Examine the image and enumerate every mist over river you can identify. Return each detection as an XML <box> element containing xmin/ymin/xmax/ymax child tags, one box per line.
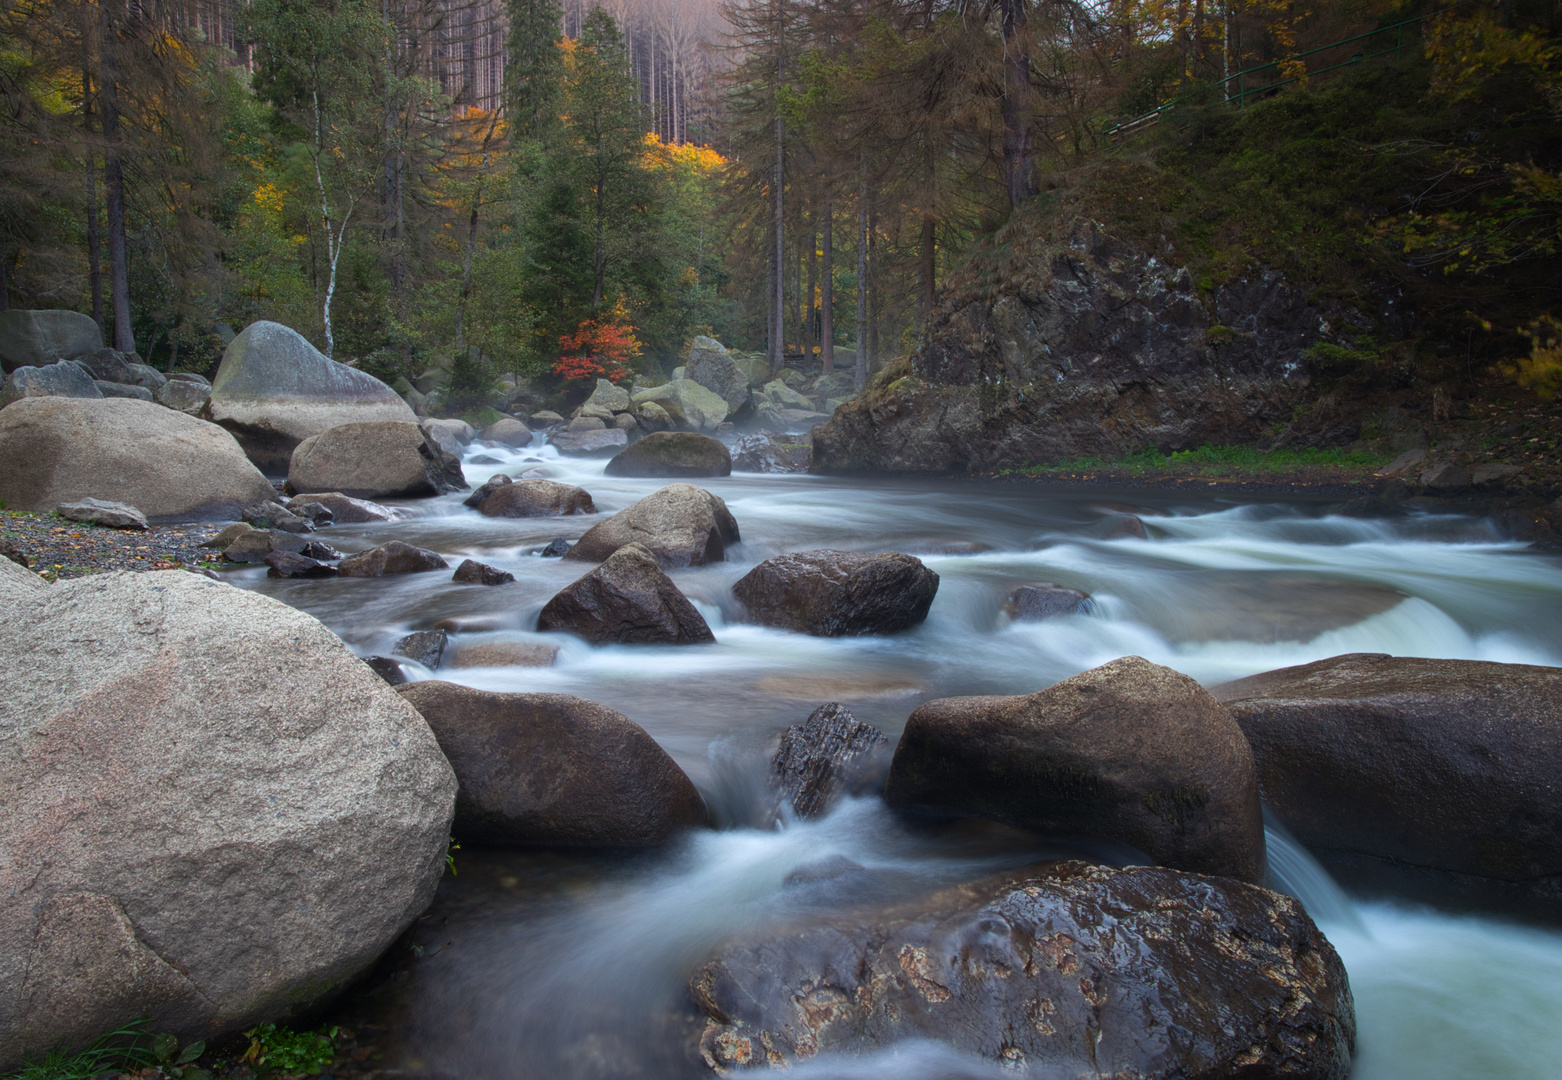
<box><xmin>237</xmin><ymin>442</ymin><xmax>1562</xmax><ymax>1080</ymax></box>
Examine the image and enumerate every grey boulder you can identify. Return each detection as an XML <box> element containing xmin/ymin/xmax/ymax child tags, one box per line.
<box><xmin>770</xmin><ymin>702</ymin><xmax>887</xmax><ymax>820</ymax></box>
<box><xmin>478</xmin><ymin>418</ymin><xmax>531</xmax><ymax>447</ymax></box>
<box><xmin>94</xmin><ymin>380</ymin><xmax>154</xmax><ymax>401</ymax></box>
<box><xmin>1003</xmin><ymin>582</ymin><xmax>1092</xmax><ymax>620</ymax></box>
<box><xmin>0</xmin><ymin>571</ymin><xmax>456</xmax><ymax>1069</ymax></box>
<box><xmin>684</xmin><ymin>336</ymin><xmax>753</xmax><ymax>417</ymax></box>
<box><xmin>288</xmin><ymin>421</ymin><xmax>466</xmax><ymax>498</ymax></box>
<box><xmin>629</xmin><ymin>379</ymin><xmax>729</xmax><ymax>431</ymax></box>
<box><xmin>537</xmin><ymin>542</ymin><xmax>715</xmax><ymax>645</ymax></box>
<box><xmin>285</xmin><ymin>491</ymin><xmax>398</xmax><ymax>524</ymax></box>
<box><xmin>0</xmin><ymin>309</ymin><xmax>102</xmax><ymax>373</ymax></box>
<box><xmin>566</xmin><ymin>483</ymin><xmax>739</xmax><ymax>568</ymax></box>
<box><xmin>0</xmin><ymin>361</ymin><xmax>103</xmax><ymax>407</ymax></box>
<box><xmin>155</xmin><ymin>378</ymin><xmax>211</xmax><ymax>415</ymax></box>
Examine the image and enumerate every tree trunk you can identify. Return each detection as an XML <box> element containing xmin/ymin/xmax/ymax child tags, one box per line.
<box><xmin>83</xmin><ymin>65</ymin><xmax>104</xmax><ymax>334</ymax></box>
<box><xmin>855</xmin><ymin>168</ymin><xmax>867</xmax><ymax>392</ymax></box>
<box><xmin>100</xmin><ymin>13</ymin><xmax>134</xmax><ymax>353</ymax></box>
<box><xmin>771</xmin><ymin>2</ymin><xmax>785</xmax><ymax>376</ymax></box>
<box><xmin>921</xmin><ymin>212</ymin><xmax>936</xmax><ymax>330</ymax></box>
<box><xmin>999</xmin><ymin>0</ymin><xmax>1035</xmax><ymax>207</ymax></box>
<box><xmin>867</xmin><ymin>201</ymin><xmax>878</xmax><ymax>366</ymax></box>
<box><xmin>804</xmin><ymin>221</ymin><xmax>817</xmax><ymax>364</ymax></box>
<box><xmin>821</xmin><ymin>191</ymin><xmax>834</xmax><ymax>375</ymax></box>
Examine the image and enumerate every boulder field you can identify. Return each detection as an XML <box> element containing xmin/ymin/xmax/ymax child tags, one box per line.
<box><xmin>0</xmin><ymin>572</ymin><xmax>456</xmax><ymax>1070</ymax></box>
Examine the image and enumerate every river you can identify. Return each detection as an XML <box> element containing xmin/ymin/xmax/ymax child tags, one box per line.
<box><xmin>238</xmin><ymin>441</ymin><xmax>1562</xmax><ymax>1080</ymax></box>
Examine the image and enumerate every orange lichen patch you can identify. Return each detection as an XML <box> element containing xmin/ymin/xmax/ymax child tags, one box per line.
<box><xmin>897</xmin><ymin>944</ymin><xmax>951</xmax><ymax>1003</ymax></box>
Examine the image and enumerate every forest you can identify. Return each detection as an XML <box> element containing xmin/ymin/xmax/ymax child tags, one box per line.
<box><xmin>1</xmin><ymin>0</ymin><xmax>1558</xmax><ymax>406</ymax></box>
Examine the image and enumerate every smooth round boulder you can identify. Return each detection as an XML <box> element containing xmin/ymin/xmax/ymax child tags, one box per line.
<box><xmin>0</xmin><ymin>361</ymin><xmax>103</xmax><ymax>407</ymax></box>
<box><xmin>0</xmin><ymin>397</ymin><xmax>274</xmax><ymax>519</ymax></box>
<box><xmin>478</xmin><ymin>417</ymin><xmax>531</xmax><ymax>447</ymax></box>
<box><xmin>337</xmin><ymin>541</ymin><xmax>448</xmax><ymax>577</ymax></box>
<box><xmin>0</xmin><ymin>572</ymin><xmax>456</xmax><ymax>1069</ymax></box>
<box><xmin>566</xmin><ymin>484</ymin><xmax>740</xmax><ymax>568</ymax></box>
<box><xmin>479</xmin><ymin>479</ymin><xmax>595</xmax><ymax>518</ymax></box>
<box><xmin>604</xmin><ymin>431</ymin><xmax>732</xmax><ymax>478</ymax></box>
<box><xmin>885</xmin><ymin>656</ymin><xmax>1266</xmax><ymax>883</ymax></box>
<box><xmin>0</xmin><ymin>309</ymin><xmax>102</xmax><ymax>373</ymax></box>
<box><xmin>537</xmin><ymin>543</ymin><xmax>715</xmax><ymax>646</ymax></box>
<box><xmin>692</xmin><ymin>861</ymin><xmax>1353</xmax><ymax>1079</ymax></box>
<box><xmin>207</xmin><ymin>321</ymin><xmax>416</xmax><ymax>472</ymax></box>
<box><xmin>732</xmin><ymin>549</ymin><xmax>938</xmax><ymax>637</ymax></box>
<box><xmin>395</xmin><ymin>681</ymin><xmax>707</xmax><ymax>847</ymax></box>
<box><xmin>288</xmin><ymin>421</ymin><xmax>464</xmax><ymax>498</ymax></box>
<box><xmin>1214</xmin><ymin>653</ymin><xmax>1562</xmax><ymax>922</ymax></box>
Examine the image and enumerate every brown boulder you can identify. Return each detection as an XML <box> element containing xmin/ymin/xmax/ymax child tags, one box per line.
<box><xmin>395</xmin><ymin>682</ymin><xmax>707</xmax><ymax>847</ymax></box>
<box><xmin>732</xmin><ymin>550</ymin><xmax>938</xmax><ymax>637</ymax></box>
<box><xmin>566</xmin><ymin>484</ymin><xmax>739</xmax><ymax>568</ymax></box>
<box><xmin>537</xmin><ymin>543</ymin><xmax>714</xmax><ymax>646</ymax></box>
<box><xmin>337</xmin><ymin>541</ymin><xmax>448</xmax><ymax>577</ymax></box>
<box><xmin>452</xmin><ymin>558</ymin><xmax>515</xmax><ymax>585</ymax></box>
<box><xmin>479</xmin><ymin>479</ymin><xmax>595</xmax><ymax>518</ymax></box>
<box><xmin>885</xmin><ymin>656</ymin><xmax>1266</xmax><ymax>883</ymax></box>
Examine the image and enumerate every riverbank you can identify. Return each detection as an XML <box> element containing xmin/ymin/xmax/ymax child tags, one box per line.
<box><xmin>0</xmin><ymin>510</ymin><xmax>223</xmax><ymax>581</ymax></box>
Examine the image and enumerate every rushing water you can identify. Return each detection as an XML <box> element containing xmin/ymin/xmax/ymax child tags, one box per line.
<box><xmin>239</xmin><ymin>441</ymin><xmax>1562</xmax><ymax>1079</ymax></box>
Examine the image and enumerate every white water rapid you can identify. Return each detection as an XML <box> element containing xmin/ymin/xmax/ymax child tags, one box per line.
<box><xmin>238</xmin><ymin>441</ymin><xmax>1562</xmax><ymax>1079</ymax></box>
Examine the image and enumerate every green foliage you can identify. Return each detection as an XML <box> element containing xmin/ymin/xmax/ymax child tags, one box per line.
<box><xmin>1020</xmin><ymin>444</ymin><xmax>1392</xmax><ymax>477</ymax></box>
<box><xmin>1</xmin><ymin>1022</ymin><xmax>170</xmax><ymax>1080</ymax></box>
<box><xmin>241</xmin><ymin>1023</ymin><xmax>338</xmax><ymax>1075</ymax></box>
<box><xmin>1500</xmin><ymin>315</ymin><xmax>1562</xmax><ymax>400</ymax></box>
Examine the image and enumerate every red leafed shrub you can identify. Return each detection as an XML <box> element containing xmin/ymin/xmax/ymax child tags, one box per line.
<box><xmin>555</xmin><ymin>306</ymin><xmax>642</xmax><ymax>384</ymax></box>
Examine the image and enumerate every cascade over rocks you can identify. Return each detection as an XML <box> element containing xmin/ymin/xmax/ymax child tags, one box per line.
<box><xmin>769</xmin><ymin>703</ymin><xmax>887</xmax><ymax>820</ymax></box>
<box><xmin>337</xmin><ymin>541</ymin><xmax>448</xmax><ymax>577</ymax></box>
<box><xmin>395</xmin><ymin>682</ymin><xmax>707</xmax><ymax>847</ymax></box>
<box><xmin>478</xmin><ymin>479</ymin><xmax>596</xmax><ymax>518</ymax></box>
<box><xmin>691</xmin><ymin>861</ymin><xmax>1354</xmax><ymax>1079</ymax></box>
<box><xmin>207</xmin><ymin>321</ymin><xmax>416</xmax><ymax>472</ymax></box>
<box><xmin>1214</xmin><ymin>653</ymin><xmax>1562</xmax><ymax>922</ymax></box>
<box><xmin>603</xmin><ymin>431</ymin><xmax>732</xmax><ymax>477</ymax></box>
<box><xmin>537</xmin><ymin>543</ymin><xmax>715</xmax><ymax>646</ymax></box>
<box><xmin>0</xmin><ymin>572</ymin><xmax>456</xmax><ymax>1069</ymax></box>
<box><xmin>566</xmin><ymin>484</ymin><xmax>740</xmax><ymax>568</ymax></box>
<box><xmin>0</xmin><ymin>398</ymin><xmax>274</xmax><ymax>519</ymax></box>
<box><xmin>885</xmin><ymin>656</ymin><xmax>1266</xmax><ymax>883</ymax></box>
<box><xmin>0</xmin><ymin>309</ymin><xmax>103</xmax><ymax>372</ymax></box>
<box><xmin>732</xmin><ymin>550</ymin><xmax>939</xmax><ymax>637</ymax></box>
<box><xmin>812</xmin><ymin>221</ymin><xmax>1337</xmax><ymax>473</ymax></box>
<box><xmin>288</xmin><ymin>421</ymin><xmax>466</xmax><ymax>499</ymax></box>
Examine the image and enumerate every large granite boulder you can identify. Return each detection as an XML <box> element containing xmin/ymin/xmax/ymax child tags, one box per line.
<box><xmin>603</xmin><ymin>431</ymin><xmax>732</xmax><ymax>477</ymax></box>
<box><xmin>0</xmin><ymin>361</ymin><xmax>103</xmax><ymax>407</ymax></box>
<box><xmin>477</xmin><ymin>479</ymin><xmax>596</xmax><ymax>518</ymax></box>
<box><xmin>579</xmin><ymin>378</ymin><xmax>631</xmax><ymax>416</ymax></box>
<box><xmin>684</xmin><ymin>337</ymin><xmax>752</xmax><ymax>417</ymax></box>
<box><xmin>207</xmin><ymin>321</ymin><xmax>416</xmax><ymax>472</ymax></box>
<box><xmin>537</xmin><ymin>543</ymin><xmax>715</xmax><ymax>646</ymax></box>
<box><xmin>0</xmin><ymin>309</ymin><xmax>102</xmax><ymax>373</ymax></box>
<box><xmin>0</xmin><ymin>554</ymin><xmax>46</xmax><ymax>604</ymax></box>
<box><xmin>395</xmin><ymin>682</ymin><xmax>707</xmax><ymax>847</ymax></box>
<box><xmin>550</xmin><ymin>427</ymin><xmax>628</xmax><ymax>455</ymax></box>
<box><xmin>566</xmin><ymin>484</ymin><xmax>740</xmax><ymax>568</ymax></box>
<box><xmin>630</xmin><ymin>379</ymin><xmax>730</xmax><ymax>431</ymax></box>
<box><xmin>478</xmin><ymin>418</ymin><xmax>531</xmax><ymax>447</ymax></box>
<box><xmin>886</xmin><ymin>657</ymin><xmax>1266</xmax><ymax>883</ymax></box>
<box><xmin>732</xmin><ymin>550</ymin><xmax>939</xmax><ymax>637</ymax></box>
<box><xmin>0</xmin><ymin>397</ymin><xmax>274</xmax><ymax>519</ymax></box>
<box><xmin>0</xmin><ymin>572</ymin><xmax>456</xmax><ymax>1069</ymax></box>
<box><xmin>692</xmin><ymin>861</ymin><xmax>1353</xmax><ymax>1079</ymax></box>
<box><xmin>288</xmin><ymin>421</ymin><xmax>466</xmax><ymax>498</ymax></box>
<box><xmin>1214</xmin><ymin>653</ymin><xmax>1562</xmax><ymax>922</ymax></box>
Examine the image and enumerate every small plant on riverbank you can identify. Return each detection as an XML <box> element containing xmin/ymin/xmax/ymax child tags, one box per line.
<box><xmin>240</xmin><ymin>1024</ymin><xmax>337</xmax><ymax>1075</ymax></box>
<box><xmin>1</xmin><ymin>1023</ymin><xmax>156</xmax><ymax>1080</ymax></box>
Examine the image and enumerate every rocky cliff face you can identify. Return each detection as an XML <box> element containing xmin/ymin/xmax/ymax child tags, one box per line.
<box><xmin>813</xmin><ymin>221</ymin><xmax>1359</xmax><ymax>473</ymax></box>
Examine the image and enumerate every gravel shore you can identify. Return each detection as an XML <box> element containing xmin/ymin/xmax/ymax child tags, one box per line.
<box><xmin>1</xmin><ymin>510</ymin><xmax>226</xmax><ymax>581</ymax></box>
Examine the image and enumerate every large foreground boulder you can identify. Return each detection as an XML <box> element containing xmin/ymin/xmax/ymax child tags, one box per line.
<box><xmin>732</xmin><ymin>550</ymin><xmax>939</xmax><ymax>636</ymax></box>
<box><xmin>1214</xmin><ymin>653</ymin><xmax>1562</xmax><ymax>922</ymax></box>
<box><xmin>886</xmin><ymin>657</ymin><xmax>1266</xmax><ymax>883</ymax></box>
<box><xmin>537</xmin><ymin>543</ymin><xmax>714</xmax><ymax>646</ymax></box>
<box><xmin>0</xmin><ymin>555</ymin><xmax>46</xmax><ymax>604</ymax></box>
<box><xmin>566</xmin><ymin>484</ymin><xmax>740</xmax><ymax>568</ymax></box>
<box><xmin>395</xmin><ymin>682</ymin><xmax>707</xmax><ymax>847</ymax></box>
<box><xmin>692</xmin><ymin>861</ymin><xmax>1353</xmax><ymax>1079</ymax></box>
<box><xmin>288</xmin><ymin>421</ymin><xmax>466</xmax><ymax>498</ymax></box>
<box><xmin>207</xmin><ymin>321</ymin><xmax>416</xmax><ymax>472</ymax></box>
<box><xmin>0</xmin><ymin>572</ymin><xmax>456</xmax><ymax>1069</ymax></box>
<box><xmin>0</xmin><ymin>361</ymin><xmax>103</xmax><ymax>407</ymax></box>
<box><xmin>0</xmin><ymin>397</ymin><xmax>275</xmax><ymax>519</ymax></box>
<box><xmin>0</xmin><ymin>309</ymin><xmax>102</xmax><ymax>373</ymax></box>
<box><xmin>603</xmin><ymin>431</ymin><xmax>732</xmax><ymax>478</ymax></box>
<box><xmin>478</xmin><ymin>479</ymin><xmax>595</xmax><ymax>518</ymax></box>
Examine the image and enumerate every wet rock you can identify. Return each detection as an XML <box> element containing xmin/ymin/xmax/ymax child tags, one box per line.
<box><xmin>444</xmin><ymin>640</ymin><xmax>558</xmax><ymax>668</ymax></box>
<box><xmin>206</xmin><ymin>321</ymin><xmax>414</xmax><ymax>472</ymax></box>
<box><xmin>566</xmin><ymin>483</ymin><xmax>740</xmax><ymax>568</ymax></box>
<box><xmin>222</xmin><ymin>529</ymin><xmax>307</xmax><ymax>564</ymax></box>
<box><xmin>395</xmin><ymin>681</ymin><xmax>708</xmax><ymax>846</ymax></box>
<box><xmin>732</xmin><ymin>550</ymin><xmax>938</xmax><ymax>637</ymax></box>
<box><xmin>263</xmin><ymin>550</ymin><xmax>339</xmax><ymax>578</ymax></box>
<box><xmin>56</xmin><ymin>498</ymin><xmax>149</xmax><ymax>531</ymax></box>
<box><xmin>463</xmin><ymin>473</ymin><xmax>511</xmax><ymax>509</ymax></box>
<box><xmin>691</xmin><ymin>862</ymin><xmax>1354</xmax><ymax>1079</ymax></box>
<box><xmin>549</xmin><ymin>427</ymin><xmax>628</xmax><ymax>455</ymax></box>
<box><xmin>770</xmin><ymin>703</ymin><xmax>887</xmax><ymax>820</ymax></box>
<box><xmin>200</xmin><ymin>522</ymin><xmax>254</xmax><ymax>550</ymax></box>
<box><xmin>731</xmin><ymin>432</ymin><xmax>810</xmax><ymax>473</ymax></box>
<box><xmin>478</xmin><ymin>479</ymin><xmax>596</xmax><ymax>518</ymax></box>
<box><xmin>900</xmin><ymin>538</ymin><xmax>990</xmax><ymax>555</ymax></box>
<box><xmin>1002</xmin><ymin>583</ymin><xmax>1091</xmax><ymax>620</ymax></box>
<box><xmin>242</xmin><ymin>500</ymin><xmax>314</xmax><ymax>534</ymax></box>
<box><xmin>421</xmin><ymin>418</ymin><xmax>474</xmax><ymax>457</ymax></box>
<box><xmin>1088</xmin><ymin>513</ymin><xmax>1149</xmax><ymax>540</ymax></box>
<box><xmin>0</xmin><ymin>361</ymin><xmax>104</xmax><ymax>407</ymax></box>
<box><xmin>886</xmin><ymin>656</ymin><xmax>1266</xmax><ymax>883</ymax></box>
<box><xmin>1491</xmin><ymin>507</ymin><xmax>1562</xmax><ymax>546</ymax></box>
<box><xmin>536</xmin><ymin>538</ymin><xmax>571</xmax><ymax>558</ymax></box>
<box><xmin>94</xmin><ymin>379</ymin><xmax>153</xmax><ymax>401</ymax></box>
<box><xmin>538</xmin><ymin>543</ymin><xmax>714</xmax><ymax>646</ymax></box>
<box><xmin>453</xmin><ymin>558</ymin><xmax>515</xmax><ymax>585</ymax></box>
<box><xmin>299</xmin><ymin>539</ymin><xmax>343</xmax><ymax>560</ymax></box>
<box><xmin>287</xmin><ymin>501</ymin><xmax>335</xmax><ymax>526</ymax></box>
<box><xmin>0</xmin><ymin>572</ymin><xmax>455</xmax><ymax>1067</ymax></box>
<box><xmin>337</xmin><ymin>541</ymin><xmax>448</xmax><ymax>578</ymax></box>
<box><xmin>289</xmin><ymin>421</ymin><xmax>466</xmax><ymax>499</ymax></box>
<box><xmin>393</xmin><ymin>629</ymin><xmax>447</xmax><ymax>669</ymax></box>
<box><xmin>285</xmin><ymin>491</ymin><xmax>397</xmax><ymax>524</ymax></box>
<box><xmin>365</xmin><ymin>655</ymin><xmax>409</xmax><ymax>685</ymax></box>
<box><xmin>1214</xmin><ymin>653</ymin><xmax>1562</xmax><ymax>922</ymax></box>
<box><xmin>0</xmin><ymin>309</ymin><xmax>103</xmax><ymax>373</ymax></box>
<box><xmin>604</xmin><ymin>431</ymin><xmax>732</xmax><ymax>478</ymax></box>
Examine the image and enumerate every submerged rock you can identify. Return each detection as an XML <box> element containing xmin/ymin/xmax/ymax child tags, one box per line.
<box><xmin>886</xmin><ymin>656</ymin><xmax>1266</xmax><ymax>883</ymax></box>
<box><xmin>444</xmin><ymin>641</ymin><xmax>558</xmax><ymax>668</ymax></box>
<box><xmin>538</xmin><ymin>543</ymin><xmax>714</xmax><ymax>646</ymax></box>
<box><xmin>566</xmin><ymin>484</ymin><xmax>740</xmax><ymax>568</ymax></box>
<box><xmin>1002</xmin><ymin>582</ymin><xmax>1091</xmax><ymax>620</ymax></box>
<box><xmin>732</xmin><ymin>550</ymin><xmax>938</xmax><ymax>637</ymax></box>
<box><xmin>691</xmin><ymin>862</ymin><xmax>1354</xmax><ymax>1079</ymax></box>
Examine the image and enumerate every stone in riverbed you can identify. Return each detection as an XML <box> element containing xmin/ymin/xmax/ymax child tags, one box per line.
<box><xmin>94</xmin><ymin>379</ymin><xmax>153</xmax><ymax>401</ymax></box>
<box><xmin>200</xmin><ymin>522</ymin><xmax>254</xmax><ymax>550</ymax></box>
<box><xmin>1214</xmin><ymin>653</ymin><xmax>1562</xmax><ymax>923</ymax></box>
<box><xmin>287</xmin><ymin>501</ymin><xmax>335</xmax><ymax>526</ymax></box>
<box><xmin>0</xmin><ymin>571</ymin><xmax>456</xmax><ymax>1069</ymax></box>
<box><xmin>603</xmin><ymin>431</ymin><xmax>732</xmax><ymax>478</ymax></box>
<box><xmin>453</xmin><ymin>558</ymin><xmax>515</xmax><ymax>585</ymax></box>
<box><xmin>732</xmin><ymin>550</ymin><xmax>938</xmax><ymax>637</ymax></box>
<box><xmin>222</xmin><ymin>529</ymin><xmax>306</xmax><ymax>564</ymax></box>
<box><xmin>478</xmin><ymin>418</ymin><xmax>531</xmax><ymax>447</ymax></box>
<box><xmin>56</xmin><ymin>498</ymin><xmax>149</xmax><ymax>532</ymax></box>
<box><xmin>770</xmin><ymin>703</ymin><xmax>887</xmax><ymax>820</ymax></box>
<box><xmin>885</xmin><ymin>656</ymin><xmax>1266</xmax><ymax>884</ymax></box>
<box><xmin>263</xmin><ymin>551</ymin><xmax>339</xmax><ymax>578</ymax></box>
<box><xmin>731</xmin><ymin>432</ymin><xmax>809</xmax><ymax>473</ymax></box>
<box><xmin>287</xmin><ymin>491</ymin><xmax>397</xmax><ymax>524</ymax></box>
<box><xmin>691</xmin><ymin>861</ymin><xmax>1354</xmax><ymax>1079</ymax></box>
<box><xmin>549</xmin><ymin>427</ymin><xmax>628</xmax><ymax>455</ymax></box>
<box><xmin>365</xmin><ymin>655</ymin><xmax>409</xmax><ymax>685</ymax></box>
<box><xmin>463</xmin><ymin>473</ymin><xmax>511</xmax><ymax>508</ymax></box>
<box><xmin>242</xmin><ymin>500</ymin><xmax>314</xmax><ymax>534</ymax></box>
<box><xmin>337</xmin><ymin>541</ymin><xmax>448</xmax><ymax>578</ymax></box>
<box><xmin>289</xmin><ymin>421</ymin><xmax>466</xmax><ymax>499</ymax></box>
<box><xmin>299</xmin><ymin>539</ymin><xmax>343</xmax><ymax>560</ymax></box>
<box><xmin>395</xmin><ymin>681</ymin><xmax>707</xmax><ymax>847</ymax></box>
<box><xmin>1003</xmin><ymin>582</ymin><xmax>1091</xmax><ymax>620</ymax></box>
<box><xmin>393</xmin><ymin>629</ymin><xmax>447</xmax><ymax>669</ymax></box>
<box><xmin>537</xmin><ymin>543</ymin><xmax>714</xmax><ymax>646</ymax></box>
<box><xmin>478</xmin><ymin>479</ymin><xmax>595</xmax><ymax>518</ymax></box>
<box><xmin>536</xmin><ymin>538</ymin><xmax>571</xmax><ymax>558</ymax></box>
<box><xmin>565</xmin><ymin>483</ymin><xmax>739</xmax><ymax>568</ymax></box>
